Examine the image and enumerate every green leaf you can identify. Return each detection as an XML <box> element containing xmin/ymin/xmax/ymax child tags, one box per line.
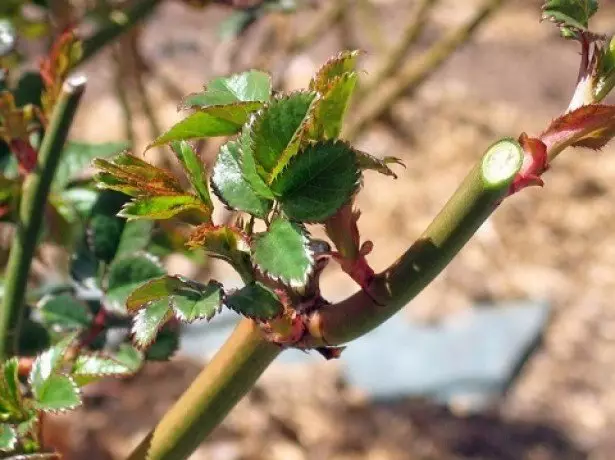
<box><xmin>356</xmin><ymin>150</ymin><xmax>405</xmax><ymax>178</ymax></box>
<box><xmin>309</xmin><ymin>50</ymin><xmax>361</xmax><ymax>93</ymax></box>
<box><xmin>181</xmin><ymin>70</ymin><xmax>272</xmax><ymax>108</ymax></box>
<box><xmin>114</xmin><ymin>219</ymin><xmax>154</xmax><ymax>259</ymax></box>
<box><xmin>29</xmin><ymin>334</ymin><xmax>77</xmax><ymax>397</ymax></box>
<box><xmin>85</xmin><ymin>190</ymin><xmax>128</xmax><ymax>263</ymax></box>
<box><xmin>238</xmin><ymin>127</ymin><xmax>275</xmax><ymax>199</ymax></box>
<box><xmin>32</xmin><ymin>374</ymin><xmax>81</xmax><ymax>412</ymax></box>
<box><xmin>271</xmin><ymin>140</ymin><xmax>360</xmax><ymax>222</ymax></box>
<box><xmin>148</xmin><ymin>102</ymin><xmax>262</xmax><ymax>148</ymax></box>
<box><xmin>38</xmin><ymin>294</ymin><xmax>92</xmax><ymax>330</ymax></box>
<box><xmin>309</xmin><ymin>72</ymin><xmax>358</xmax><ymax>140</ymax></box>
<box><xmin>252</xmin><ymin>217</ymin><xmax>313</xmax><ymax>287</ymax></box>
<box><xmin>145</xmin><ymin>324</ymin><xmax>180</xmax><ymax>361</ymax></box>
<box><xmin>542</xmin><ymin>0</ymin><xmax>598</xmax><ymax>37</ymax></box>
<box><xmin>131</xmin><ymin>298</ymin><xmax>172</xmax><ymax>348</ymax></box>
<box><xmin>226</xmin><ymin>282</ymin><xmax>283</xmax><ymax>320</ymax></box>
<box><xmin>118</xmin><ymin>195</ymin><xmax>208</xmax><ymax>220</ymax></box>
<box><xmin>211</xmin><ymin>139</ymin><xmax>273</xmax><ymax>217</ymax></box>
<box><xmin>0</xmin><ymin>424</ymin><xmax>17</xmax><ymax>452</ymax></box>
<box><xmin>250</xmin><ymin>91</ymin><xmax>317</xmax><ymax>183</ymax></box>
<box><xmin>170</xmin><ymin>140</ymin><xmax>212</xmax><ymax>207</ymax></box>
<box><xmin>72</xmin><ymin>353</ymin><xmax>140</xmax><ymax>386</ymax></box>
<box><xmin>54</xmin><ymin>141</ymin><xmax>129</xmax><ymax>192</ymax></box>
<box><xmin>0</xmin><ymin>358</ymin><xmax>23</xmax><ymax>419</ymax></box>
<box><xmin>106</xmin><ymin>253</ymin><xmax>166</xmax><ymax>313</ymax></box>
<box><xmin>172</xmin><ymin>281</ymin><xmax>223</xmax><ymax>323</ymax></box>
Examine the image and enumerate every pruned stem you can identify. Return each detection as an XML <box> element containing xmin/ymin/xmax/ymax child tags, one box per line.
<box><xmin>126</xmin><ymin>138</ymin><xmax>523</xmax><ymax>460</ymax></box>
<box><xmin>127</xmin><ymin>319</ymin><xmax>280</xmax><ymax>460</ymax></box>
<box><xmin>0</xmin><ymin>76</ymin><xmax>86</xmax><ymax>360</ymax></box>
<box><xmin>345</xmin><ymin>0</ymin><xmax>504</xmax><ymax>140</ymax></box>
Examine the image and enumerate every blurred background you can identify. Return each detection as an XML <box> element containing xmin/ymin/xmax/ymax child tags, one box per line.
<box><xmin>8</xmin><ymin>0</ymin><xmax>615</xmax><ymax>458</ymax></box>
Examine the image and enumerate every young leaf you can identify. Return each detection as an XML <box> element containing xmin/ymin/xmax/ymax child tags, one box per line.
<box><xmin>187</xmin><ymin>225</ymin><xmax>250</xmax><ymax>260</ymax></box>
<box><xmin>309</xmin><ymin>50</ymin><xmax>361</xmax><ymax>93</ymax></box>
<box><xmin>540</xmin><ymin>104</ymin><xmax>615</xmax><ymax>152</ymax></box>
<box><xmin>38</xmin><ymin>294</ymin><xmax>93</xmax><ymax>330</ymax></box>
<box><xmin>32</xmin><ymin>374</ymin><xmax>81</xmax><ymax>412</ymax></box>
<box><xmin>118</xmin><ymin>195</ymin><xmax>209</xmax><ymax>220</ymax></box>
<box><xmin>250</xmin><ymin>91</ymin><xmax>317</xmax><ymax>183</ymax></box>
<box><xmin>271</xmin><ymin>140</ymin><xmax>360</xmax><ymax>222</ymax></box>
<box><xmin>0</xmin><ymin>424</ymin><xmax>17</xmax><ymax>452</ymax></box>
<box><xmin>211</xmin><ymin>138</ymin><xmax>273</xmax><ymax>217</ymax></box>
<box><xmin>131</xmin><ymin>298</ymin><xmax>172</xmax><ymax>348</ymax></box>
<box><xmin>170</xmin><ymin>141</ymin><xmax>212</xmax><ymax>206</ymax></box>
<box><xmin>181</xmin><ymin>70</ymin><xmax>272</xmax><ymax>109</ymax></box>
<box><xmin>356</xmin><ymin>150</ymin><xmax>405</xmax><ymax>178</ymax></box>
<box><xmin>105</xmin><ymin>253</ymin><xmax>166</xmax><ymax>313</ymax></box>
<box><xmin>147</xmin><ymin>102</ymin><xmax>262</xmax><ymax>148</ymax></box>
<box><xmin>171</xmin><ymin>281</ymin><xmax>223</xmax><ymax>323</ymax></box>
<box><xmin>72</xmin><ymin>353</ymin><xmax>140</xmax><ymax>386</ymax></box>
<box><xmin>225</xmin><ymin>282</ymin><xmax>283</xmax><ymax>320</ymax></box>
<box><xmin>308</xmin><ymin>72</ymin><xmax>358</xmax><ymax>140</ymax></box>
<box><xmin>53</xmin><ymin>141</ymin><xmax>129</xmax><ymax>192</ymax></box>
<box><xmin>93</xmin><ymin>153</ymin><xmax>183</xmax><ymax>197</ymax></box>
<box><xmin>29</xmin><ymin>333</ymin><xmax>77</xmax><ymax>396</ymax></box>
<box><xmin>542</xmin><ymin>0</ymin><xmax>598</xmax><ymax>37</ymax></box>
<box><xmin>252</xmin><ymin>217</ymin><xmax>313</xmax><ymax>287</ymax></box>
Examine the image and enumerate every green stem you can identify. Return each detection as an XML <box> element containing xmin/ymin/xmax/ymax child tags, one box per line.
<box><xmin>0</xmin><ymin>76</ymin><xmax>86</xmax><ymax>360</ymax></box>
<box><xmin>126</xmin><ymin>138</ymin><xmax>523</xmax><ymax>460</ymax></box>
<box><xmin>127</xmin><ymin>319</ymin><xmax>280</xmax><ymax>460</ymax></box>
<box><xmin>80</xmin><ymin>0</ymin><xmax>163</xmax><ymax>63</ymax></box>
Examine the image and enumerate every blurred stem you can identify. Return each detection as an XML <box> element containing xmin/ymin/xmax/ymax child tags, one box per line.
<box><xmin>345</xmin><ymin>0</ymin><xmax>504</xmax><ymax>140</ymax></box>
<box><xmin>81</xmin><ymin>0</ymin><xmax>163</xmax><ymax>63</ymax></box>
<box><xmin>112</xmin><ymin>46</ymin><xmax>136</xmax><ymax>145</ymax></box>
<box><xmin>126</xmin><ymin>319</ymin><xmax>280</xmax><ymax>460</ymax></box>
<box><xmin>286</xmin><ymin>1</ymin><xmax>345</xmax><ymax>54</ymax></box>
<box><xmin>126</xmin><ymin>138</ymin><xmax>524</xmax><ymax>460</ymax></box>
<box><xmin>359</xmin><ymin>0</ymin><xmax>441</xmax><ymax>96</ymax></box>
<box><xmin>0</xmin><ymin>77</ymin><xmax>86</xmax><ymax>360</ymax></box>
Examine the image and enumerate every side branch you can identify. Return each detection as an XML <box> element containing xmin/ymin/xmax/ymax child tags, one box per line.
<box><xmin>0</xmin><ymin>76</ymin><xmax>86</xmax><ymax>360</ymax></box>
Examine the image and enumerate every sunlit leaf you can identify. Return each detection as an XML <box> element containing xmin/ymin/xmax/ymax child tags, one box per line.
<box><xmin>132</xmin><ymin>298</ymin><xmax>172</xmax><ymax>348</ymax></box>
<box><xmin>309</xmin><ymin>72</ymin><xmax>358</xmax><ymax>140</ymax></box>
<box><xmin>32</xmin><ymin>374</ymin><xmax>81</xmax><ymax>413</ymax></box>
<box><xmin>309</xmin><ymin>50</ymin><xmax>361</xmax><ymax>93</ymax></box>
<box><xmin>29</xmin><ymin>333</ymin><xmax>77</xmax><ymax>397</ymax></box>
<box><xmin>541</xmin><ymin>0</ymin><xmax>598</xmax><ymax>38</ymax></box>
<box><xmin>118</xmin><ymin>195</ymin><xmax>208</xmax><ymax>220</ymax></box>
<box><xmin>181</xmin><ymin>70</ymin><xmax>271</xmax><ymax>108</ymax></box>
<box><xmin>148</xmin><ymin>102</ymin><xmax>262</xmax><ymax>148</ymax></box>
<box><xmin>170</xmin><ymin>140</ymin><xmax>212</xmax><ymax>207</ymax></box>
<box><xmin>250</xmin><ymin>91</ymin><xmax>317</xmax><ymax>183</ymax></box>
<box><xmin>271</xmin><ymin>140</ymin><xmax>360</xmax><ymax>222</ymax></box>
<box><xmin>72</xmin><ymin>353</ymin><xmax>140</xmax><ymax>386</ymax></box>
<box><xmin>252</xmin><ymin>217</ymin><xmax>313</xmax><ymax>287</ymax></box>
<box><xmin>211</xmin><ymin>138</ymin><xmax>273</xmax><ymax>217</ymax></box>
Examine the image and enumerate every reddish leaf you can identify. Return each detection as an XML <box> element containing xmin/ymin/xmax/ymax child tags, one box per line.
<box><xmin>540</xmin><ymin>104</ymin><xmax>615</xmax><ymax>153</ymax></box>
<box><xmin>509</xmin><ymin>133</ymin><xmax>549</xmax><ymax>194</ymax></box>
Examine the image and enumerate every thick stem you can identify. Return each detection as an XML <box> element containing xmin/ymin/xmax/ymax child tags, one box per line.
<box><xmin>345</xmin><ymin>0</ymin><xmax>504</xmax><ymax>140</ymax></box>
<box><xmin>0</xmin><ymin>77</ymin><xmax>86</xmax><ymax>360</ymax></box>
<box><xmin>127</xmin><ymin>319</ymin><xmax>280</xmax><ymax>460</ymax></box>
<box><xmin>305</xmin><ymin>138</ymin><xmax>523</xmax><ymax>346</ymax></box>
<box><xmin>80</xmin><ymin>0</ymin><xmax>163</xmax><ymax>63</ymax></box>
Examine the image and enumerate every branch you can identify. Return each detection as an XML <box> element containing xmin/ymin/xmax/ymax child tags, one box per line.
<box><xmin>359</xmin><ymin>0</ymin><xmax>441</xmax><ymax>96</ymax></box>
<box><xmin>126</xmin><ymin>137</ymin><xmax>524</xmax><ymax>460</ymax></box>
<box><xmin>126</xmin><ymin>319</ymin><xmax>280</xmax><ymax>460</ymax></box>
<box><xmin>80</xmin><ymin>0</ymin><xmax>163</xmax><ymax>63</ymax></box>
<box><xmin>345</xmin><ymin>0</ymin><xmax>504</xmax><ymax>140</ymax></box>
<box><xmin>0</xmin><ymin>76</ymin><xmax>86</xmax><ymax>360</ymax></box>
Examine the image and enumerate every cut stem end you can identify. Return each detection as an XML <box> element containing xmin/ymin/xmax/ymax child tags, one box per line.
<box><xmin>480</xmin><ymin>138</ymin><xmax>523</xmax><ymax>189</ymax></box>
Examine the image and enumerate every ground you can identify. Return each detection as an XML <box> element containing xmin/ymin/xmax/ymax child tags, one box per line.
<box><xmin>43</xmin><ymin>1</ymin><xmax>615</xmax><ymax>458</ymax></box>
